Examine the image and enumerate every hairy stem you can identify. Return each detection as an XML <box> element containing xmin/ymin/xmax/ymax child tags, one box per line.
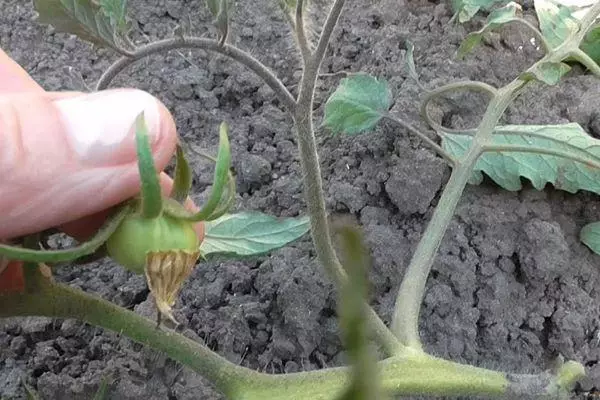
<box><xmin>569</xmin><ymin>48</ymin><xmax>600</xmax><ymax>77</ymax></box>
<box><xmin>420</xmin><ymin>80</ymin><xmax>498</xmax><ymax>135</ymax></box>
<box><xmin>96</xmin><ymin>37</ymin><xmax>296</xmax><ymax>112</ymax></box>
<box><xmin>296</xmin><ymin>0</ymin><xmax>311</xmax><ymax>60</ymax></box>
<box><xmin>292</xmin><ymin>0</ymin><xmax>402</xmax><ymax>355</ymax></box>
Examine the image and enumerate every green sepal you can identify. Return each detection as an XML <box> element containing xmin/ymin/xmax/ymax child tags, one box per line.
<box><xmin>0</xmin><ymin>204</ymin><xmax>131</xmax><ymax>264</ymax></box>
<box><xmin>134</xmin><ymin>113</ymin><xmax>163</xmax><ymax>219</ymax></box>
<box><xmin>215</xmin><ymin>0</ymin><xmax>230</xmax><ymax>45</ymax></box>
<box><xmin>174</xmin><ymin>122</ymin><xmax>233</xmax><ymax>222</ymax></box>
<box><xmin>170</xmin><ymin>142</ymin><xmax>193</xmax><ymax>203</ymax></box>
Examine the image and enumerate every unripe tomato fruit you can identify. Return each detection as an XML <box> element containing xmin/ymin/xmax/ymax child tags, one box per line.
<box><xmin>106</xmin><ymin>212</ymin><xmax>200</xmax><ymax>274</ymax></box>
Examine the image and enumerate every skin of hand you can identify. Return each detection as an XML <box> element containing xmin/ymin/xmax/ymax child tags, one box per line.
<box><xmin>0</xmin><ymin>49</ymin><xmax>204</xmax><ymax>290</ymax></box>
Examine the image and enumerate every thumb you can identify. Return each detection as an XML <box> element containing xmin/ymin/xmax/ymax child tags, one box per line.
<box><xmin>0</xmin><ymin>89</ymin><xmax>177</xmax><ymax>240</ymax></box>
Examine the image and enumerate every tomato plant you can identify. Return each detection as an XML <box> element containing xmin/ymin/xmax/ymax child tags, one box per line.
<box><xmin>2</xmin><ymin>0</ymin><xmax>600</xmax><ymax>399</ymax></box>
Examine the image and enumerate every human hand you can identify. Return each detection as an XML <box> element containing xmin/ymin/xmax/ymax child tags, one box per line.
<box><xmin>0</xmin><ymin>49</ymin><xmax>203</xmax><ymax>289</ymax></box>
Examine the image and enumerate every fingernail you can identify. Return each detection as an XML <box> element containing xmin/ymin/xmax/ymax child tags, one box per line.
<box><xmin>54</xmin><ymin>89</ymin><xmax>162</xmax><ymax>166</ymax></box>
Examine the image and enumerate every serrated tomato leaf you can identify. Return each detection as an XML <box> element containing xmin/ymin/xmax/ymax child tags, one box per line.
<box><xmin>534</xmin><ymin>0</ymin><xmax>580</xmax><ymax>49</ymax></box>
<box><xmin>199</xmin><ymin>212</ymin><xmax>310</xmax><ymax>259</ymax></box>
<box><xmin>33</xmin><ymin>0</ymin><xmax>129</xmax><ymax>54</ymax></box>
<box><xmin>323</xmin><ymin>74</ymin><xmax>391</xmax><ymax>135</ymax></box>
<box><xmin>458</xmin><ymin>2</ymin><xmax>522</xmax><ymax>58</ymax></box>
<box><xmin>441</xmin><ymin>123</ymin><xmax>600</xmax><ymax>193</ymax></box>
<box><xmin>451</xmin><ymin>0</ymin><xmax>511</xmax><ymax>23</ymax></box>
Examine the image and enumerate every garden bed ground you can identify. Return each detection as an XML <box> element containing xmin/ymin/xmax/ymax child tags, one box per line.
<box><xmin>2</xmin><ymin>0</ymin><xmax>600</xmax><ymax>399</ymax></box>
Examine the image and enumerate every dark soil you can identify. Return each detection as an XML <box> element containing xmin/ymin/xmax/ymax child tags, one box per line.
<box><xmin>2</xmin><ymin>0</ymin><xmax>600</xmax><ymax>399</ymax></box>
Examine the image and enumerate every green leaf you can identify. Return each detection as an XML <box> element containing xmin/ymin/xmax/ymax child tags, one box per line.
<box><xmin>171</xmin><ymin>143</ymin><xmax>193</xmax><ymax>203</ymax></box>
<box><xmin>134</xmin><ymin>113</ymin><xmax>163</xmax><ymax>219</ymax></box>
<box><xmin>580</xmin><ymin>221</ymin><xmax>600</xmax><ymax>256</ymax></box>
<box><xmin>441</xmin><ymin>123</ymin><xmax>600</xmax><ymax>193</ymax></box>
<box><xmin>451</xmin><ymin>0</ymin><xmax>511</xmax><ymax>23</ymax></box>
<box><xmin>99</xmin><ymin>0</ymin><xmax>129</xmax><ymax>34</ymax></box>
<box><xmin>534</xmin><ymin>0</ymin><xmax>579</xmax><ymax>49</ymax></box>
<box><xmin>457</xmin><ymin>2</ymin><xmax>522</xmax><ymax>58</ymax></box>
<box><xmin>199</xmin><ymin>212</ymin><xmax>310</xmax><ymax>259</ymax></box>
<box><xmin>181</xmin><ymin>122</ymin><xmax>232</xmax><ymax>222</ymax></box>
<box><xmin>520</xmin><ymin>61</ymin><xmax>571</xmax><ymax>85</ymax></box>
<box><xmin>33</xmin><ymin>0</ymin><xmax>128</xmax><ymax>54</ymax></box>
<box><xmin>580</xmin><ymin>24</ymin><xmax>600</xmax><ymax>65</ymax></box>
<box><xmin>323</xmin><ymin>74</ymin><xmax>392</xmax><ymax>135</ymax></box>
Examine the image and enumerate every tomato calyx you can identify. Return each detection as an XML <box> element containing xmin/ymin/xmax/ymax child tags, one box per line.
<box><xmin>102</xmin><ymin>117</ymin><xmax>233</xmax><ymax>326</ymax></box>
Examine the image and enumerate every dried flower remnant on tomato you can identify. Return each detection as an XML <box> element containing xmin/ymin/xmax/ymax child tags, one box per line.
<box><xmin>145</xmin><ymin>250</ymin><xmax>200</xmax><ymax>324</ymax></box>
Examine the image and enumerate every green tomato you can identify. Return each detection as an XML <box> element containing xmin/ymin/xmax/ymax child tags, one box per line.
<box><xmin>106</xmin><ymin>212</ymin><xmax>200</xmax><ymax>274</ymax></box>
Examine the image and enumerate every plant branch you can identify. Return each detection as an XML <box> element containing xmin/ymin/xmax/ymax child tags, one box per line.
<box><xmin>296</xmin><ymin>0</ymin><xmax>311</xmax><ymax>61</ymax></box>
<box><xmin>96</xmin><ymin>37</ymin><xmax>296</xmax><ymax>112</ymax></box>
<box><xmin>0</xmin><ymin>281</ymin><xmax>583</xmax><ymax>399</ymax></box>
<box><xmin>382</xmin><ymin>114</ymin><xmax>456</xmax><ymax>166</ymax></box>
<box><xmin>569</xmin><ymin>48</ymin><xmax>600</xmax><ymax>77</ymax></box>
<box><xmin>390</xmin><ymin>144</ymin><xmax>483</xmax><ymax>349</ymax></box>
<box><xmin>420</xmin><ymin>81</ymin><xmax>498</xmax><ymax>136</ymax></box>
<box><xmin>312</xmin><ymin>0</ymin><xmax>346</xmax><ymax>71</ymax></box>
<box><xmin>0</xmin><ymin>205</ymin><xmax>130</xmax><ymax>264</ymax></box>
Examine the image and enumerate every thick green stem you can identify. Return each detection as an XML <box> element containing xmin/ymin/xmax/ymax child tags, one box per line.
<box><xmin>242</xmin><ymin>354</ymin><xmax>510</xmax><ymax>400</ymax></box>
<box><xmin>295</xmin><ymin>0</ymin><xmax>311</xmax><ymax>60</ymax></box>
